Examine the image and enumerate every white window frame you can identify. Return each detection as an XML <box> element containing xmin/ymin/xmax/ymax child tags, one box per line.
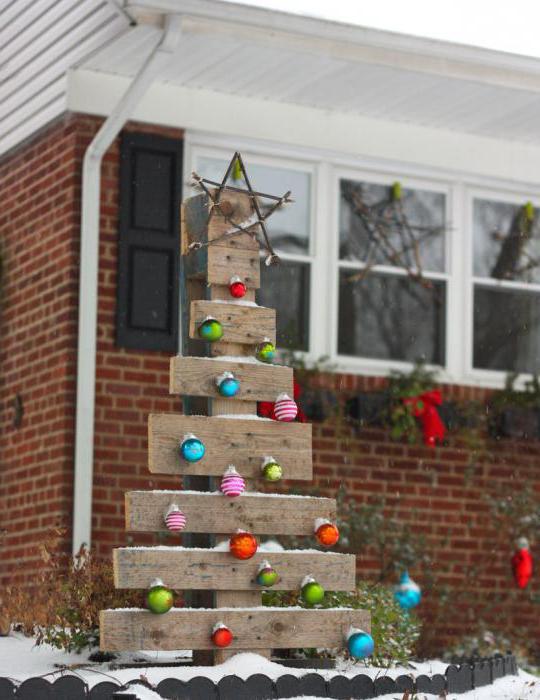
<box><xmin>463</xmin><ymin>185</ymin><xmax>540</xmax><ymax>387</ymax></box>
<box><xmin>185</xmin><ymin>130</ymin><xmax>540</xmax><ymax>389</ymax></box>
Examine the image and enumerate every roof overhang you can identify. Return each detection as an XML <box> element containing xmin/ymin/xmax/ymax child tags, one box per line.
<box><xmin>67</xmin><ymin>0</ymin><xmax>540</xmax><ymax>182</ymax></box>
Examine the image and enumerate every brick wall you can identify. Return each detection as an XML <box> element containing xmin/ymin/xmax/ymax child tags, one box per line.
<box><xmin>1</xmin><ymin>113</ymin><xmax>538</xmax><ymax>655</ymax></box>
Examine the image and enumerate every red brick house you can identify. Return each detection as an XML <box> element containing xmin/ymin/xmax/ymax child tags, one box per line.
<box><xmin>2</xmin><ymin>0</ymin><xmax>540</xmax><ymax>654</ymax></box>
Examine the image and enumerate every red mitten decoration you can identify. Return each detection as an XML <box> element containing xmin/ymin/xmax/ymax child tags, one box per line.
<box><xmin>512</xmin><ymin>537</ymin><xmax>533</xmax><ymax>589</ymax></box>
<box><xmin>403</xmin><ymin>389</ymin><xmax>445</xmax><ymax>447</ymax></box>
<box><xmin>258</xmin><ymin>379</ymin><xmax>307</xmax><ymax>422</ymax></box>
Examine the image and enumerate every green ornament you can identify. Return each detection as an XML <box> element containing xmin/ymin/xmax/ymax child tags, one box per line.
<box><xmin>524</xmin><ymin>201</ymin><xmax>535</xmax><ymax>222</ymax></box>
<box><xmin>262</xmin><ymin>458</ymin><xmax>282</xmax><ymax>482</ymax></box>
<box><xmin>147</xmin><ymin>580</ymin><xmax>174</xmax><ymax>614</ymax></box>
<box><xmin>391</xmin><ymin>181</ymin><xmax>402</xmax><ymax>201</ymax></box>
<box><xmin>256</xmin><ymin>561</ymin><xmax>280</xmax><ymax>587</ymax></box>
<box><xmin>256</xmin><ymin>341</ymin><xmax>276</xmax><ymax>363</ymax></box>
<box><xmin>301</xmin><ymin>577</ymin><xmax>325</xmax><ymax>605</ymax></box>
<box><xmin>198</xmin><ymin>318</ymin><xmax>223</xmax><ymax>342</ymax></box>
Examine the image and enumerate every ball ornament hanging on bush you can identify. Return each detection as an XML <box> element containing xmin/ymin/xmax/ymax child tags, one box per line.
<box><xmin>216</xmin><ymin>371</ymin><xmax>240</xmax><ymax>398</ymax></box>
<box><xmin>511</xmin><ymin>537</ymin><xmax>533</xmax><ymax>589</ymax></box>
<box><xmin>256</xmin><ymin>560</ymin><xmax>280</xmax><ymax>587</ymax></box>
<box><xmin>314</xmin><ymin>518</ymin><xmax>340</xmax><ymax>547</ymax></box>
<box><xmin>179</xmin><ymin>434</ymin><xmax>205</xmax><ymax>463</ymax></box>
<box><xmin>229</xmin><ymin>275</ymin><xmax>247</xmax><ymax>299</ymax></box>
<box><xmin>229</xmin><ymin>530</ymin><xmax>258</xmax><ymax>560</ymax></box>
<box><xmin>261</xmin><ymin>456</ymin><xmax>282</xmax><ymax>482</ymax></box>
<box><xmin>220</xmin><ymin>465</ymin><xmax>246</xmax><ymax>498</ymax></box>
<box><xmin>164</xmin><ymin>504</ymin><xmax>187</xmax><ymax>532</ymax></box>
<box><xmin>347</xmin><ymin>627</ymin><xmax>374</xmax><ymax>659</ymax></box>
<box><xmin>300</xmin><ymin>575</ymin><xmax>325</xmax><ymax>605</ymax></box>
<box><xmin>394</xmin><ymin>571</ymin><xmax>422</xmax><ymax>610</ymax></box>
<box><xmin>256</xmin><ymin>339</ymin><xmax>276</xmax><ymax>363</ymax></box>
<box><xmin>146</xmin><ymin>579</ymin><xmax>174</xmax><ymax>614</ymax></box>
<box><xmin>212</xmin><ymin>622</ymin><xmax>233</xmax><ymax>648</ymax></box>
<box><xmin>274</xmin><ymin>394</ymin><xmax>298</xmax><ymax>422</ymax></box>
<box><xmin>198</xmin><ymin>316</ymin><xmax>223</xmax><ymax>342</ymax></box>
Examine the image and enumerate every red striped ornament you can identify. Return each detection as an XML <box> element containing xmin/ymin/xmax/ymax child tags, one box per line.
<box><xmin>274</xmin><ymin>393</ymin><xmax>298</xmax><ymax>422</ymax></box>
<box><xmin>164</xmin><ymin>504</ymin><xmax>187</xmax><ymax>532</ymax></box>
<box><xmin>220</xmin><ymin>465</ymin><xmax>246</xmax><ymax>497</ymax></box>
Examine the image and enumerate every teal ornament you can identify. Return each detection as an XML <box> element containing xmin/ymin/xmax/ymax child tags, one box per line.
<box><xmin>394</xmin><ymin>571</ymin><xmax>422</xmax><ymax>610</ymax></box>
<box><xmin>216</xmin><ymin>371</ymin><xmax>240</xmax><ymax>398</ymax></box>
<box><xmin>256</xmin><ymin>340</ymin><xmax>276</xmax><ymax>363</ymax></box>
<box><xmin>180</xmin><ymin>434</ymin><xmax>205</xmax><ymax>463</ymax></box>
<box><xmin>300</xmin><ymin>576</ymin><xmax>325</xmax><ymax>605</ymax></box>
<box><xmin>347</xmin><ymin>628</ymin><xmax>374</xmax><ymax>659</ymax></box>
<box><xmin>198</xmin><ymin>317</ymin><xmax>223</xmax><ymax>342</ymax></box>
<box><xmin>256</xmin><ymin>560</ymin><xmax>279</xmax><ymax>587</ymax></box>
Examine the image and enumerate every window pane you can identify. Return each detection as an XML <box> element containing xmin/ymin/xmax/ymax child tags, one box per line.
<box><xmin>338</xmin><ymin>270</ymin><xmax>446</xmax><ymax>363</ymax></box>
<box><xmin>257</xmin><ymin>261</ymin><xmax>310</xmax><ymax>351</ymax></box>
<box><xmin>339</xmin><ymin>179</ymin><xmax>445</xmax><ymax>272</ymax></box>
<box><xmin>473</xmin><ymin>198</ymin><xmax>540</xmax><ymax>283</ymax></box>
<box><xmin>474</xmin><ymin>285</ymin><xmax>540</xmax><ymax>373</ymax></box>
<box><xmin>196</xmin><ymin>156</ymin><xmax>311</xmax><ymax>255</ymax></box>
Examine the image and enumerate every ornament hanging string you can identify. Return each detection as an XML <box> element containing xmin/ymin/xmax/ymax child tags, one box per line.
<box><xmin>188</xmin><ymin>151</ymin><xmax>293</xmax><ymax>266</ymax></box>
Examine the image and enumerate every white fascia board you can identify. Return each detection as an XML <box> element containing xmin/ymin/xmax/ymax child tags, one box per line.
<box><xmin>68</xmin><ymin>68</ymin><xmax>540</xmax><ymax>186</ymax></box>
<box><xmin>127</xmin><ymin>0</ymin><xmax>540</xmax><ymax>92</ymax></box>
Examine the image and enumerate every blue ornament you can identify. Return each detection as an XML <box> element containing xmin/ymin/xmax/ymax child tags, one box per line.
<box><xmin>216</xmin><ymin>371</ymin><xmax>240</xmax><ymax>398</ymax></box>
<box><xmin>394</xmin><ymin>571</ymin><xmax>422</xmax><ymax>610</ymax></box>
<box><xmin>347</xmin><ymin>628</ymin><xmax>374</xmax><ymax>659</ymax></box>
<box><xmin>180</xmin><ymin>434</ymin><xmax>205</xmax><ymax>463</ymax></box>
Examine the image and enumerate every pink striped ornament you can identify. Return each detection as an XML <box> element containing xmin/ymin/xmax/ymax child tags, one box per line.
<box><xmin>274</xmin><ymin>393</ymin><xmax>298</xmax><ymax>422</ymax></box>
<box><xmin>220</xmin><ymin>465</ymin><xmax>245</xmax><ymax>498</ymax></box>
<box><xmin>164</xmin><ymin>504</ymin><xmax>187</xmax><ymax>532</ymax></box>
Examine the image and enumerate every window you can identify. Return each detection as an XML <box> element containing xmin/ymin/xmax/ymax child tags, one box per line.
<box><xmin>193</xmin><ymin>153</ymin><xmax>313</xmax><ymax>351</ymax></box>
<box><xmin>187</xmin><ymin>135</ymin><xmax>540</xmax><ymax>386</ymax></box>
<box><xmin>472</xmin><ymin>195</ymin><xmax>540</xmax><ymax>374</ymax></box>
<box><xmin>337</xmin><ymin>177</ymin><xmax>447</xmax><ymax>365</ymax></box>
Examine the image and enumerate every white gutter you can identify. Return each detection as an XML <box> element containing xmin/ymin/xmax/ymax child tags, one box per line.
<box><xmin>72</xmin><ymin>13</ymin><xmax>182</xmax><ymax>555</ymax></box>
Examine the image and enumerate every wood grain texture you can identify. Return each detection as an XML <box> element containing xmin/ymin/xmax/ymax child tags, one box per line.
<box><xmin>113</xmin><ymin>548</ymin><xmax>356</xmax><ymax>591</ymax></box>
<box><xmin>189</xmin><ymin>300</ymin><xmax>276</xmax><ymax>346</ymax></box>
<box><xmin>125</xmin><ymin>491</ymin><xmax>335</xmax><ymax>535</ymax></box>
<box><xmin>148</xmin><ymin>414</ymin><xmax>312</xmax><ymax>480</ymax></box>
<box><xmin>169</xmin><ymin>356</ymin><xmax>293</xmax><ymax>402</ymax></box>
<box><xmin>208</xmin><ymin>245</ymin><xmax>260</xmax><ymax>288</ymax></box>
<box><xmin>100</xmin><ymin>608</ymin><xmax>370</xmax><ymax>651</ymax></box>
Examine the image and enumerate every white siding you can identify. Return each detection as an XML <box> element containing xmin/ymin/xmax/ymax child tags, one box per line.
<box><xmin>0</xmin><ymin>0</ymin><xmax>129</xmax><ymax>157</ymax></box>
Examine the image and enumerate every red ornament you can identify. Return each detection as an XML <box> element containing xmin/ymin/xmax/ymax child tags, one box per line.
<box><xmin>212</xmin><ymin>623</ymin><xmax>233</xmax><ymax>648</ymax></box>
<box><xmin>315</xmin><ymin>519</ymin><xmax>340</xmax><ymax>547</ymax></box>
<box><xmin>229</xmin><ymin>530</ymin><xmax>258</xmax><ymax>560</ymax></box>
<box><xmin>402</xmin><ymin>390</ymin><xmax>445</xmax><ymax>447</ymax></box>
<box><xmin>512</xmin><ymin>537</ymin><xmax>533</xmax><ymax>589</ymax></box>
<box><xmin>229</xmin><ymin>276</ymin><xmax>247</xmax><ymax>299</ymax></box>
<box><xmin>258</xmin><ymin>380</ymin><xmax>307</xmax><ymax>423</ymax></box>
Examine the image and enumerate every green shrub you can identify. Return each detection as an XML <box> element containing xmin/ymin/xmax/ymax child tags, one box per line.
<box><xmin>263</xmin><ymin>582</ymin><xmax>420</xmax><ymax>667</ymax></box>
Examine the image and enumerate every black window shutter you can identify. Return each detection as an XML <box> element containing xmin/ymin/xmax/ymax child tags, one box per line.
<box><xmin>116</xmin><ymin>132</ymin><xmax>183</xmax><ymax>351</ymax></box>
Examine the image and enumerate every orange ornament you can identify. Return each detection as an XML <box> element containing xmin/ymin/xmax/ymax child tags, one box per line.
<box><xmin>315</xmin><ymin>519</ymin><xmax>340</xmax><ymax>547</ymax></box>
<box><xmin>229</xmin><ymin>530</ymin><xmax>258</xmax><ymax>560</ymax></box>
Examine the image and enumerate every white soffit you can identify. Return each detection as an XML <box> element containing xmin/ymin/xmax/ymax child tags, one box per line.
<box><xmin>71</xmin><ymin>0</ymin><xmax>540</xmax><ymax>148</ymax></box>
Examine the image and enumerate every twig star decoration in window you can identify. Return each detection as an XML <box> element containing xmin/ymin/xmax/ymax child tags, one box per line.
<box><xmin>190</xmin><ymin>151</ymin><xmax>293</xmax><ymax>266</ymax></box>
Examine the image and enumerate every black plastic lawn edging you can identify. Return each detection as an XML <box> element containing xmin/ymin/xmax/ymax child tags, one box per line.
<box><xmin>0</xmin><ymin>653</ymin><xmax>518</xmax><ymax>699</ymax></box>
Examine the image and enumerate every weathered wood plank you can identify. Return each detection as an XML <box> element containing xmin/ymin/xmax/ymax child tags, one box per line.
<box><xmin>189</xmin><ymin>300</ymin><xmax>276</xmax><ymax>346</ymax></box>
<box><xmin>148</xmin><ymin>414</ymin><xmax>312</xmax><ymax>480</ymax></box>
<box><xmin>169</xmin><ymin>356</ymin><xmax>293</xmax><ymax>402</ymax></box>
<box><xmin>100</xmin><ymin>608</ymin><xmax>370</xmax><ymax>651</ymax></box>
<box><xmin>113</xmin><ymin>548</ymin><xmax>356</xmax><ymax>591</ymax></box>
<box><xmin>125</xmin><ymin>491</ymin><xmax>334</xmax><ymax>535</ymax></box>
<box><xmin>207</xmin><ymin>245</ymin><xmax>260</xmax><ymax>288</ymax></box>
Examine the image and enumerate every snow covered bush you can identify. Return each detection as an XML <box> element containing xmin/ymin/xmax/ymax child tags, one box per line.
<box><xmin>263</xmin><ymin>582</ymin><xmax>421</xmax><ymax>667</ymax></box>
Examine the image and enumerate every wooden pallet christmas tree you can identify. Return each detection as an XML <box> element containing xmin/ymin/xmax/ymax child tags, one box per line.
<box><xmin>100</xmin><ymin>154</ymin><xmax>371</xmax><ymax>664</ymax></box>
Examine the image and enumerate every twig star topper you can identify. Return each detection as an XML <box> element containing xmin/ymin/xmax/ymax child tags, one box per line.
<box><xmin>190</xmin><ymin>151</ymin><xmax>293</xmax><ymax>266</ymax></box>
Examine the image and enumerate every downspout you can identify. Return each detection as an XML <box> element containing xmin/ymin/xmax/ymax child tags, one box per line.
<box><xmin>72</xmin><ymin>14</ymin><xmax>182</xmax><ymax>554</ymax></box>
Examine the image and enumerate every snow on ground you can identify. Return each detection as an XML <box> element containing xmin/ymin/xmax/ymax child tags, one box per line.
<box><xmin>0</xmin><ymin>633</ymin><xmax>538</xmax><ymax>698</ymax></box>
